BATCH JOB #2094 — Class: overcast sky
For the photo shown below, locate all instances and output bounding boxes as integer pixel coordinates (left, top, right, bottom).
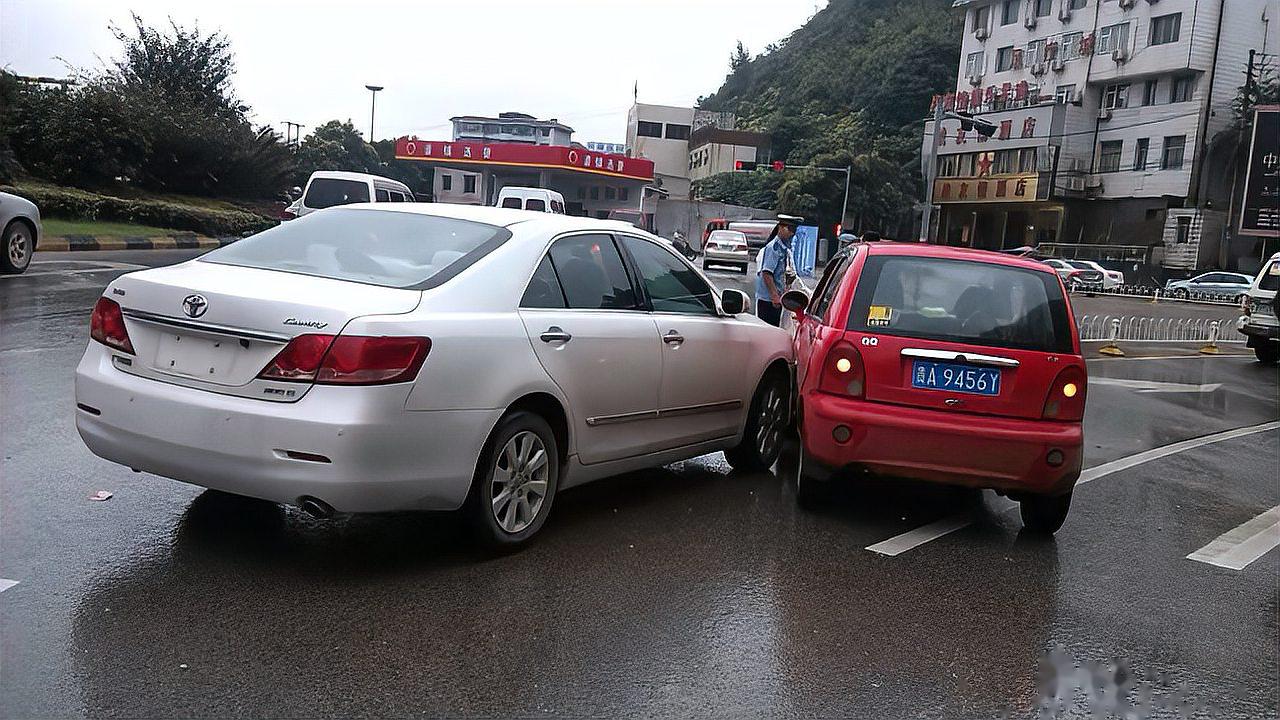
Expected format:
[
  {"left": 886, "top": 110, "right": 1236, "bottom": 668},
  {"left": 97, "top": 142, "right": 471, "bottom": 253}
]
[{"left": 1, "top": 0, "right": 826, "bottom": 143}]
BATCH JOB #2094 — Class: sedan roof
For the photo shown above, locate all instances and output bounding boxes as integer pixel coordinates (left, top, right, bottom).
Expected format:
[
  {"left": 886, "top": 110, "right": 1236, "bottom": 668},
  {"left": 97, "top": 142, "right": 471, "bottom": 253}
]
[{"left": 334, "top": 202, "right": 645, "bottom": 234}]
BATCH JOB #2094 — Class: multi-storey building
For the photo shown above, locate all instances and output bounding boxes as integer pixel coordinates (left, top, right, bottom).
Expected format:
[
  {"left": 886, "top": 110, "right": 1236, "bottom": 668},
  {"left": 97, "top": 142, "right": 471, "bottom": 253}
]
[
  {"left": 451, "top": 112, "right": 573, "bottom": 146},
  {"left": 925, "top": 0, "right": 1277, "bottom": 270}
]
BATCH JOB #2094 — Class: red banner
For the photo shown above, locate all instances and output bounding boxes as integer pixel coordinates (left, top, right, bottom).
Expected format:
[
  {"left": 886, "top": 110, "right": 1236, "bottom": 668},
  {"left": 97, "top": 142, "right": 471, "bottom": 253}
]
[{"left": 394, "top": 138, "right": 654, "bottom": 181}]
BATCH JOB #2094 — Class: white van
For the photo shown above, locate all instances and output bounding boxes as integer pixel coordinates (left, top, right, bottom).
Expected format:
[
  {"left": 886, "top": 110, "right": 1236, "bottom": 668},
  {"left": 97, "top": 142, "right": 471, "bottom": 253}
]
[
  {"left": 293, "top": 171, "right": 414, "bottom": 218},
  {"left": 495, "top": 186, "right": 565, "bottom": 214}
]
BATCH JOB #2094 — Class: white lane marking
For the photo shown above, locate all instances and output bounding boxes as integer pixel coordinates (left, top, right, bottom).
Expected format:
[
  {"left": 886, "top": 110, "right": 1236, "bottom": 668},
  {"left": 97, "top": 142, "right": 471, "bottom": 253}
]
[
  {"left": 0, "top": 579, "right": 18, "bottom": 593},
  {"left": 1088, "top": 377, "right": 1222, "bottom": 394},
  {"left": 0, "top": 260, "right": 145, "bottom": 280},
  {"left": 865, "top": 421, "right": 1280, "bottom": 557},
  {"left": 1187, "top": 506, "right": 1280, "bottom": 571}
]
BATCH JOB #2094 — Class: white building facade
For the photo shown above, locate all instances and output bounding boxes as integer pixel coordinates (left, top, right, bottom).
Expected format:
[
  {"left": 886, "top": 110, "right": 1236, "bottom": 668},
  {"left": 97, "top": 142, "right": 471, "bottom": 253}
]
[{"left": 926, "top": 0, "right": 1278, "bottom": 270}]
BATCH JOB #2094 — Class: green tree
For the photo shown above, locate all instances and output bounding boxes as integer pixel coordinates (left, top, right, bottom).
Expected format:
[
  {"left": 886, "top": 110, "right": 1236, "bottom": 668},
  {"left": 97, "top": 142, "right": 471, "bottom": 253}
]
[{"left": 108, "top": 13, "right": 241, "bottom": 118}]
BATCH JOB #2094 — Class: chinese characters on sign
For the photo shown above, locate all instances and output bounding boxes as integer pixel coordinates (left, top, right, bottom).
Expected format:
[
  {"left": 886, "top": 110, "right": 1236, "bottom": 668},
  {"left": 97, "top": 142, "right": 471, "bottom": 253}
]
[
  {"left": 933, "top": 175, "right": 1039, "bottom": 203},
  {"left": 1240, "top": 107, "right": 1279, "bottom": 237},
  {"left": 393, "top": 138, "right": 655, "bottom": 181}
]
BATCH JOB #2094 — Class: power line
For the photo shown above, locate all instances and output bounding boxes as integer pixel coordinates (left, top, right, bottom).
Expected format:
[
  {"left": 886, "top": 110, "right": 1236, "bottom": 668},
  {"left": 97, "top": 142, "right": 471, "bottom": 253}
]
[{"left": 922, "top": 106, "right": 1204, "bottom": 141}]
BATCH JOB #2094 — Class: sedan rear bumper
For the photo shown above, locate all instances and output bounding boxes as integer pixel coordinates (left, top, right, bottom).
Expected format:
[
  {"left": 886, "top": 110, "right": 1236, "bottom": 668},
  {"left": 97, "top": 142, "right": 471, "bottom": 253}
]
[
  {"left": 801, "top": 391, "right": 1082, "bottom": 496},
  {"left": 74, "top": 344, "right": 500, "bottom": 512},
  {"left": 704, "top": 249, "right": 749, "bottom": 266}
]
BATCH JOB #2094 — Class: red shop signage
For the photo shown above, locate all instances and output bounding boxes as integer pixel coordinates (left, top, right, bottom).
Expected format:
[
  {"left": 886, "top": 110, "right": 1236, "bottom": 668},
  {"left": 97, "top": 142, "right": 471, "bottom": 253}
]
[{"left": 394, "top": 138, "right": 654, "bottom": 181}]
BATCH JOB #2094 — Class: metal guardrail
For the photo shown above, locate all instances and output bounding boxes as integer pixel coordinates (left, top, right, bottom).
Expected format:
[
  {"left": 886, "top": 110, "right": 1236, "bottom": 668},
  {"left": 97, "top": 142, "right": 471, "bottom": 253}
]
[
  {"left": 1076, "top": 314, "right": 1246, "bottom": 344},
  {"left": 1068, "top": 283, "right": 1247, "bottom": 308}
]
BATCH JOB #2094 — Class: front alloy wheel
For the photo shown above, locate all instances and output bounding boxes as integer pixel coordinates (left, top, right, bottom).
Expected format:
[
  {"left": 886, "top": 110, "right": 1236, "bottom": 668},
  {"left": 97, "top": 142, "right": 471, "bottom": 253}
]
[
  {"left": 1, "top": 221, "right": 32, "bottom": 274},
  {"left": 725, "top": 372, "right": 790, "bottom": 471}
]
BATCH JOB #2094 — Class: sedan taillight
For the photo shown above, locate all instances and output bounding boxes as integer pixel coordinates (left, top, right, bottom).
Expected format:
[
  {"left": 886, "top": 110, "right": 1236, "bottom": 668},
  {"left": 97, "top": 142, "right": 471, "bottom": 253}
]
[
  {"left": 1043, "top": 366, "right": 1086, "bottom": 421},
  {"left": 257, "top": 334, "right": 431, "bottom": 385},
  {"left": 90, "top": 297, "right": 135, "bottom": 355},
  {"left": 817, "top": 341, "right": 865, "bottom": 398}
]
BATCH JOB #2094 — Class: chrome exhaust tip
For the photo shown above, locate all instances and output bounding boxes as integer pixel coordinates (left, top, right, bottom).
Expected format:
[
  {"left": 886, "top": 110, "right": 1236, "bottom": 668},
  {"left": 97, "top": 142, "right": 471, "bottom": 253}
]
[{"left": 298, "top": 496, "right": 335, "bottom": 519}]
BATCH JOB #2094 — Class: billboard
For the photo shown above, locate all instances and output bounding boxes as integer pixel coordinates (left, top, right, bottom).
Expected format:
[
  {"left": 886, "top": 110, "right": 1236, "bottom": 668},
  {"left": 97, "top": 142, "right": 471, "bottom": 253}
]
[
  {"left": 394, "top": 138, "right": 654, "bottom": 182},
  {"left": 1239, "top": 106, "right": 1279, "bottom": 238}
]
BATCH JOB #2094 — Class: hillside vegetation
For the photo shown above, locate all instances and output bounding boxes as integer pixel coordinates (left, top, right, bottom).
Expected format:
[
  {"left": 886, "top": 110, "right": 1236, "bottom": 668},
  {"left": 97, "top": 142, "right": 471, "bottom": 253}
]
[{"left": 695, "top": 0, "right": 960, "bottom": 237}]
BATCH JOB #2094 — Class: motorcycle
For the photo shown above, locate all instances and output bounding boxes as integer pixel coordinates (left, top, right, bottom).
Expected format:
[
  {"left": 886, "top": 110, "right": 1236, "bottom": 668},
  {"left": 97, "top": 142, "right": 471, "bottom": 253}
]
[{"left": 670, "top": 232, "right": 699, "bottom": 262}]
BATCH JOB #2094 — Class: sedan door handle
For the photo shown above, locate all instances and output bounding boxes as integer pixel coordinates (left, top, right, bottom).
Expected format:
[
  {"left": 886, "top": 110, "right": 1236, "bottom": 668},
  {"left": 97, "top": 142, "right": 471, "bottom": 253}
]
[
  {"left": 540, "top": 327, "right": 572, "bottom": 344},
  {"left": 663, "top": 330, "right": 685, "bottom": 344}
]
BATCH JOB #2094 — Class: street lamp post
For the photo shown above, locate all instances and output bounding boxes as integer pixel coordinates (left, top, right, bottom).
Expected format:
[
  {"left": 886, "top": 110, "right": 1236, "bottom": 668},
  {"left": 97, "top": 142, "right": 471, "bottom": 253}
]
[
  {"left": 920, "top": 105, "right": 997, "bottom": 242},
  {"left": 365, "top": 85, "right": 384, "bottom": 143}
]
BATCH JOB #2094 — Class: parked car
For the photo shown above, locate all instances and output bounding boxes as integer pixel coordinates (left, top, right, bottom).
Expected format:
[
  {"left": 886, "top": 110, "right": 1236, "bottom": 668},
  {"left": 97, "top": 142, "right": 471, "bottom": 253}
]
[
  {"left": 702, "top": 229, "right": 750, "bottom": 274},
  {"left": 0, "top": 191, "right": 41, "bottom": 275},
  {"left": 1041, "top": 258, "right": 1104, "bottom": 289},
  {"left": 74, "top": 204, "right": 793, "bottom": 547},
  {"left": 291, "top": 171, "right": 414, "bottom": 219},
  {"left": 1164, "top": 271, "right": 1253, "bottom": 302},
  {"left": 1065, "top": 260, "right": 1124, "bottom": 289},
  {"left": 784, "top": 243, "right": 1085, "bottom": 534},
  {"left": 495, "top": 187, "right": 566, "bottom": 214},
  {"left": 1238, "top": 252, "right": 1280, "bottom": 364}
]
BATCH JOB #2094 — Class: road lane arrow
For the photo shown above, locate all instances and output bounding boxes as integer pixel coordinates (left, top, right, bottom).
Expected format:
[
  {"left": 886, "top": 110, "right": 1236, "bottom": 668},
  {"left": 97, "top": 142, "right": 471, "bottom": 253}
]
[{"left": 1089, "top": 377, "right": 1223, "bottom": 394}]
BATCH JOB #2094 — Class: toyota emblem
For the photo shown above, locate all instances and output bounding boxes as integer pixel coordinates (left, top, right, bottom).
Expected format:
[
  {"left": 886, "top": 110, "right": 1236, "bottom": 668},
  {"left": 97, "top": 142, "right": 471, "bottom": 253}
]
[{"left": 181, "top": 294, "right": 208, "bottom": 319}]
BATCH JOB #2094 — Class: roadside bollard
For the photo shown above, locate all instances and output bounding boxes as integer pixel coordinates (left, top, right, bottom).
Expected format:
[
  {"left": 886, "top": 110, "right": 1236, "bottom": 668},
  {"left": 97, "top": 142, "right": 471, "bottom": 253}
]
[
  {"left": 1199, "top": 321, "right": 1221, "bottom": 355},
  {"left": 1150, "top": 287, "right": 1160, "bottom": 304},
  {"left": 1099, "top": 317, "right": 1125, "bottom": 357}
]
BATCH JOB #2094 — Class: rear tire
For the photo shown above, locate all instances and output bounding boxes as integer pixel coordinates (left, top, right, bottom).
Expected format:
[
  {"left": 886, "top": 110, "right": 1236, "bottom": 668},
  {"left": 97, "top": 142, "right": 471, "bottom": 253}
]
[
  {"left": 795, "top": 445, "right": 832, "bottom": 510},
  {"left": 467, "top": 411, "right": 559, "bottom": 550},
  {"left": 1, "top": 220, "right": 34, "bottom": 275},
  {"left": 1255, "top": 344, "right": 1279, "bottom": 364},
  {"left": 1019, "top": 491, "right": 1072, "bottom": 534},
  {"left": 702, "top": 259, "right": 710, "bottom": 270},
  {"left": 725, "top": 371, "right": 790, "bottom": 472},
  {"left": 739, "top": 263, "right": 749, "bottom": 274}
]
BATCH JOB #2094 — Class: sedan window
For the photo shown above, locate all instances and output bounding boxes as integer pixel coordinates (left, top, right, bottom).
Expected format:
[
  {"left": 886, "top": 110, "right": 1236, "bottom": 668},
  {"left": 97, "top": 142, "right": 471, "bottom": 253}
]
[
  {"left": 521, "top": 256, "right": 567, "bottom": 309},
  {"left": 619, "top": 235, "right": 717, "bottom": 316},
  {"left": 547, "top": 234, "right": 638, "bottom": 310}
]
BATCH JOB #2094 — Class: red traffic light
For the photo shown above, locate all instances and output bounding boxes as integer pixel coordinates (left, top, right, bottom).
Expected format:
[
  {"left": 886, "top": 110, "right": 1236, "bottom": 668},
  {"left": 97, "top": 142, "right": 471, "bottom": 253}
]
[
  {"left": 771, "top": 160, "right": 785, "bottom": 171},
  {"left": 735, "top": 160, "right": 758, "bottom": 171}
]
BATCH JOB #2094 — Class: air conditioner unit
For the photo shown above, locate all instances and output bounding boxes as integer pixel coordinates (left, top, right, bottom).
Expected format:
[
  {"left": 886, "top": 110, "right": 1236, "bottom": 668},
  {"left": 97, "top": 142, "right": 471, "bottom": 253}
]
[
  {"left": 1051, "top": 58, "right": 1066, "bottom": 72},
  {"left": 968, "top": 73, "right": 984, "bottom": 86},
  {"left": 974, "top": 26, "right": 989, "bottom": 40},
  {"left": 1070, "top": 89, "right": 1085, "bottom": 104},
  {"left": 1098, "top": 107, "right": 1114, "bottom": 120},
  {"left": 1112, "top": 47, "right": 1129, "bottom": 62},
  {"left": 1058, "top": 6, "right": 1072, "bottom": 22},
  {"left": 1065, "top": 175, "right": 1088, "bottom": 192},
  {"left": 1086, "top": 175, "right": 1105, "bottom": 194},
  {"left": 1025, "top": 14, "right": 1038, "bottom": 29},
  {"left": 1119, "top": 0, "right": 1136, "bottom": 8},
  {"left": 1030, "top": 61, "right": 1047, "bottom": 75}
]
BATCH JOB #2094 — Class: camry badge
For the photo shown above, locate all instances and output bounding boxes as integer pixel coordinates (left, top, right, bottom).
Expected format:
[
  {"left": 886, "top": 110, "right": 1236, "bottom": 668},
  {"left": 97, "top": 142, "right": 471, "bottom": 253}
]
[{"left": 182, "top": 294, "right": 209, "bottom": 319}]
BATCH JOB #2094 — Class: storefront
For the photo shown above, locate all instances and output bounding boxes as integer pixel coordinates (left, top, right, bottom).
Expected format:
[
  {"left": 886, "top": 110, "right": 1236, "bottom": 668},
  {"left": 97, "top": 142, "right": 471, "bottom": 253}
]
[
  {"left": 934, "top": 170, "right": 1063, "bottom": 250},
  {"left": 393, "top": 138, "right": 655, "bottom": 218}
]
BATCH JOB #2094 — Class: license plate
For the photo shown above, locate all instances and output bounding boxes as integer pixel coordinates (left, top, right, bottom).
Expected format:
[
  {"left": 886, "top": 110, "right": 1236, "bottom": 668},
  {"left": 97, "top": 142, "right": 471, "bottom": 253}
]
[
  {"left": 156, "top": 333, "right": 238, "bottom": 381},
  {"left": 911, "top": 360, "right": 1001, "bottom": 396}
]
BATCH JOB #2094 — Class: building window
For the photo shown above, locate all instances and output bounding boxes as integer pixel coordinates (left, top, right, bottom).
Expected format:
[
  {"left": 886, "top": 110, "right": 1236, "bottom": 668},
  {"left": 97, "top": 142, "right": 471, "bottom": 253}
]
[
  {"left": 972, "top": 5, "right": 989, "bottom": 31},
  {"left": 1099, "top": 141, "right": 1123, "bottom": 173},
  {"left": 1161, "top": 135, "right": 1186, "bottom": 169},
  {"left": 1035, "top": 0, "right": 1052, "bottom": 17},
  {"left": 1134, "top": 138, "right": 1150, "bottom": 171},
  {"left": 958, "top": 153, "right": 976, "bottom": 176},
  {"left": 1001, "top": 0, "right": 1018, "bottom": 25},
  {"left": 636, "top": 121, "right": 663, "bottom": 138},
  {"left": 1060, "top": 32, "right": 1084, "bottom": 60},
  {"left": 1143, "top": 79, "right": 1159, "bottom": 105},
  {"left": 1018, "top": 147, "right": 1038, "bottom": 173},
  {"left": 1169, "top": 75, "right": 1194, "bottom": 103},
  {"left": 1055, "top": 84, "right": 1076, "bottom": 104},
  {"left": 441, "top": 174, "right": 453, "bottom": 191},
  {"left": 463, "top": 175, "right": 476, "bottom": 194},
  {"left": 577, "top": 186, "right": 586, "bottom": 199},
  {"left": 1150, "top": 13, "right": 1181, "bottom": 46},
  {"left": 1068, "top": 0, "right": 1086, "bottom": 9},
  {"left": 939, "top": 155, "right": 959, "bottom": 177},
  {"left": 1096, "top": 22, "right": 1129, "bottom": 55},
  {"left": 1102, "top": 83, "right": 1129, "bottom": 110},
  {"left": 540, "top": 128, "right": 551, "bottom": 136},
  {"left": 996, "top": 46, "right": 1016, "bottom": 72},
  {"left": 965, "top": 51, "right": 985, "bottom": 77},
  {"left": 605, "top": 186, "right": 617, "bottom": 200},
  {"left": 664, "top": 123, "right": 691, "bottom": 140},
  {"left": 589, "top": 186, "right": 600, "bottom": 200},
  {"left": 1026, "top": 39, "right": 1047, "bottom": 66},
  {"left": 993, "top": 150, "right": 1016, "bottom": 175},
  {"left": 619, "top": 187, "right": 629, "bottom": 201}
]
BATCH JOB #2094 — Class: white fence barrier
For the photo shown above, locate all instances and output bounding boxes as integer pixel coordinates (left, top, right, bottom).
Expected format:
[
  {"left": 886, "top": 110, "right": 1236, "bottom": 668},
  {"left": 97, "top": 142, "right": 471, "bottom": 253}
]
[
  {"left": 1069, "top": 283, "right": 1247, "bottom": 307},
  {"left": 1076, "top": 314, "right": 1246, "bottom": 344}
]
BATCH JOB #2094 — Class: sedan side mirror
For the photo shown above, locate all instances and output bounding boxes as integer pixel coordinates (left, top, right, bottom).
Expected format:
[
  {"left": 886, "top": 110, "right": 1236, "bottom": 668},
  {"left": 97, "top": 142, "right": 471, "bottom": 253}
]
[
  {"left": 781, "top": 289, "right": 810, "bottom": 315},
  {"left": 721, "top": 288, "right": 749, "bottom": 315}
]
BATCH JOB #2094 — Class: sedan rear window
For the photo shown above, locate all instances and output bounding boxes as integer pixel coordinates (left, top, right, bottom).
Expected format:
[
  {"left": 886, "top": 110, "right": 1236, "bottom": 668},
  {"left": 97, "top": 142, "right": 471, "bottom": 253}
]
[
  {"left": 303, "top": 179, "right": 370, "bottom": 209},
  {"left": 848, "top": 255, "right": 1074, "bottom": 353},
  {"left": 1259, "top": 261, "right": 1280, "bottom": 291},
  {"left": 201, "top": 209, "right": 511, "bottom": 289}
]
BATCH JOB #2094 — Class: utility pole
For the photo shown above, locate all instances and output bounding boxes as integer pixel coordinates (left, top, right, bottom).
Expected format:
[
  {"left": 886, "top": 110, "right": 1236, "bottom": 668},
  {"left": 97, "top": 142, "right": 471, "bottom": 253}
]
[
  {"left": 365, "top": 85, "right": 384, "bottom": 143},
  {"left": 920, "top": 104, "right": 997, "bottom": 242}
]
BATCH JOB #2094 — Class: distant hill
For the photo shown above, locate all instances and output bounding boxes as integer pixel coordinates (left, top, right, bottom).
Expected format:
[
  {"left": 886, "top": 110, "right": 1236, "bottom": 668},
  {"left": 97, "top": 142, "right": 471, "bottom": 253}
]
[{"left": 694, "top": 0, "right": 960, "bottom": 235}]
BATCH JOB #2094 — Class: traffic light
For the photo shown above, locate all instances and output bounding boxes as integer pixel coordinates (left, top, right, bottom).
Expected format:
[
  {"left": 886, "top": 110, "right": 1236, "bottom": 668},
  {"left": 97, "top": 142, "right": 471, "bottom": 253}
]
[
  {"left": 954, "top": 111, "right": 998, "bottom": 138},
  {"left": 735, "top": 160, "right": 757, "bottom": 171},
  {"left": 771, "top": 160, "right": 785, "bottom": 171}
]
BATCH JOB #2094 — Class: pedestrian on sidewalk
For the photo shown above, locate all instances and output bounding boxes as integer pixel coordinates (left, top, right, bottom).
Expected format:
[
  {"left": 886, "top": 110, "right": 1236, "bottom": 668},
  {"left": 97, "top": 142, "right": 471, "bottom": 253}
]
[{"left": 754, "top": 214, "right": 802, "bottom": 327}]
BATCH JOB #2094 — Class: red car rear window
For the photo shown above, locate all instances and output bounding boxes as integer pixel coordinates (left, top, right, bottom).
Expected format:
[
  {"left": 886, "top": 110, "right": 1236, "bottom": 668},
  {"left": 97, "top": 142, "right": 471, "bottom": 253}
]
[{"left": 847, "top": 255, "right": 1074, "bottom": 353}]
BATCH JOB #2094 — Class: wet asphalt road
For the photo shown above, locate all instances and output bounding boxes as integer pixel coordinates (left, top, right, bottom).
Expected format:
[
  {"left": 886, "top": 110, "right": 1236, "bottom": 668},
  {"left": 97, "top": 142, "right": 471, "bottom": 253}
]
[{"left": 1, "top": 251, "right": 1278, "bottom": 719}]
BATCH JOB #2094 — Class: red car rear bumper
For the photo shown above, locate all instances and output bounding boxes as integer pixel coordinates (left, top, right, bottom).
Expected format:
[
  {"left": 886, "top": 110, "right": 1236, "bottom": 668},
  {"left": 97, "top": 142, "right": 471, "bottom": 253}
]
[{"left": 801, "top": 392, "right": 1082, "bottom": 496}]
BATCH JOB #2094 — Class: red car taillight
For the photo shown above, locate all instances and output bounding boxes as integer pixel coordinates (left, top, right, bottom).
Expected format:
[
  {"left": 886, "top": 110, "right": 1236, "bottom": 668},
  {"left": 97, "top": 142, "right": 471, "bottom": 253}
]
[
  {"left": 257, "top": 334, "right": 431, "bottom": 385},
  {"left": 1043, "top": 365, "right": 1086, "bottom": 421},
  {"left": 817, "top": 341, "right": 865, "bottom": 398},
  {"left": 89, "top": 297, "right": 135, "bottom": 355}
]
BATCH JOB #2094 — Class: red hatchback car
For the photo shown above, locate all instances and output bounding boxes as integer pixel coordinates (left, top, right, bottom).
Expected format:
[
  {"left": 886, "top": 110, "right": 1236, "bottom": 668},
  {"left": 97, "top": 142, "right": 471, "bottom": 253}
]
[{"left": 784, "top": 242, "right": 1086, "bottom": 533}]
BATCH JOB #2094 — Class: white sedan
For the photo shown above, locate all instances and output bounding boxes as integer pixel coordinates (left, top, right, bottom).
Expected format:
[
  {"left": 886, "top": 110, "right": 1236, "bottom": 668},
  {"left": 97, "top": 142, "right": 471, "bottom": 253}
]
[{"left": 74, "top": 204, "right": 794, "bottom": 547}]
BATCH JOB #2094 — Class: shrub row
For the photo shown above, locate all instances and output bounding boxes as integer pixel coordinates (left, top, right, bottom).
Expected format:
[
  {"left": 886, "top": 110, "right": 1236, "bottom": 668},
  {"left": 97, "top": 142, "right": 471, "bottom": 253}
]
[{"left": 1, "top": 183, "right": 275, "bottom": 237}]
